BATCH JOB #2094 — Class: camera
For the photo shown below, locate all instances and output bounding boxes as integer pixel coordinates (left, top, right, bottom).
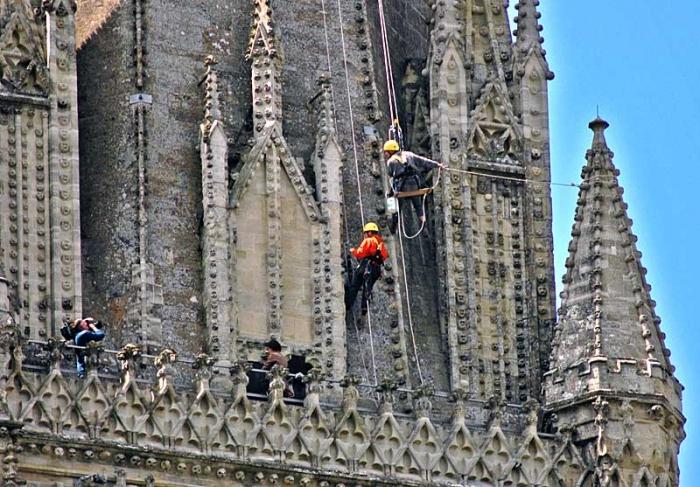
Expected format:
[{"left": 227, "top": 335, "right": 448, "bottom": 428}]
[{"left": 93, "top": 320, "right": 104, "bottom": 329}]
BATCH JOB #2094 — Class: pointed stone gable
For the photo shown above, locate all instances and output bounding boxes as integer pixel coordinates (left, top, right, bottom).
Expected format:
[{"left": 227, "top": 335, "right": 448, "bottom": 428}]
[
  {"left": 231, "top": 123, "right": 321, "bottom": 345},
  {"left": 0, "top": 0, "right": 49, "bottom": 93}
]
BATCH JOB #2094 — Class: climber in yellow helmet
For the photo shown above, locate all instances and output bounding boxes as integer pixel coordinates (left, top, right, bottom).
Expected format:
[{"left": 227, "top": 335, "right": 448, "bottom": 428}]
[
  {"left": 384, "top": 140, "right": 446, "bottom": 233},
  {"left": 345, "top": 222, "right": 389, "bottom": 318}
]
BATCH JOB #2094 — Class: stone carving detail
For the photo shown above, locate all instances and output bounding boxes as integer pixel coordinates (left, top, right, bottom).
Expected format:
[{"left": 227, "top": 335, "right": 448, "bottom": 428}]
[
  {"left": 467, "top": 81, "right": 522, "bottom": 164},
  {"left": 0, "top": 341, "right": 616, "bottom": 485},
  {"left": 401, "top": 60, "right": 430, "bottom": 155},
  {"left": 0, "top": 0, "right": 49, "bottom": 94}
]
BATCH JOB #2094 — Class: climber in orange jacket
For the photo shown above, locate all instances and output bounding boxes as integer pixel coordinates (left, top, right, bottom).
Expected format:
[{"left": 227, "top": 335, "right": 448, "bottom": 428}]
[{"left": 345, "top": 222, "right": 389, "bottom": 317}]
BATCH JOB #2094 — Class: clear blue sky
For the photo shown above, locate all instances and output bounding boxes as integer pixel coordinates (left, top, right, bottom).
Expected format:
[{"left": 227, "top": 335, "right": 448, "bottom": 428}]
[{"left": 510, "top": 1, "right": 699, "bottom": 481}]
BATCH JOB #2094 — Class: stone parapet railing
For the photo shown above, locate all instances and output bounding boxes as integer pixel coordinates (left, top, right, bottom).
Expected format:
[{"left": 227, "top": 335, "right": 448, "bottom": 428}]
[{"left": 0, "top": 336, "right": 599, "bottom": 486}]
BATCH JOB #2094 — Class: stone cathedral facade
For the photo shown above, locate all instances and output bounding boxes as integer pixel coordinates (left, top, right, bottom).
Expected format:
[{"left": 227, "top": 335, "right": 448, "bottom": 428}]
[{"left": 0, "top": 0, "right": 685, "bottom": 485}]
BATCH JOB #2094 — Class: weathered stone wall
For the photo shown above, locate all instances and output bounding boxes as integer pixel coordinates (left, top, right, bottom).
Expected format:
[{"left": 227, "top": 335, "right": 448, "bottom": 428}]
[
  {"left": 78, "top": 5, "right": 138, "bottom": 348},
  {"left": 78, "top": 0, "right": 254, "bottom": 352}
]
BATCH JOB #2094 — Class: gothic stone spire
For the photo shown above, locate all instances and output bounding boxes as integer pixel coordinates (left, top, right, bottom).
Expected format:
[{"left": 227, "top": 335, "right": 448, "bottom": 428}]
[
  {"left": 513, "top": 0, "right": 546, "bottom": 54},
  {"left": 546, "top": 117, "right": 682, "bottom": 413},
  {"left": 556, "top": 118, "right": 675, "bottom": 373},
  {"left": 246, "top": 0, "right": 282, "bottom": 133},
  {"left": 543, "top": 119, "right": 684, "bottom": 485}
]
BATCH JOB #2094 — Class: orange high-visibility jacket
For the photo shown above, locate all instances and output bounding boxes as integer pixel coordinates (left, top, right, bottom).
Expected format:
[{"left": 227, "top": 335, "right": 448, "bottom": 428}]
[{"left": 351, "top": 235, "right": 389, "bottom": 262}]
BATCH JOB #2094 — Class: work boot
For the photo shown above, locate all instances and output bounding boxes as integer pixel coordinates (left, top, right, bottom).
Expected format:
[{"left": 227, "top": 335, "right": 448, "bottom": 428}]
[{"left": 389, "top": 215, "right": 397, "bottom": 235}]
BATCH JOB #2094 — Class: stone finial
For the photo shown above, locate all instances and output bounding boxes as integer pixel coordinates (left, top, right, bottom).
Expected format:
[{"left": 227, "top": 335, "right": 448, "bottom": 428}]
[
  {"left": 43, "top": 338, "right": 65, "bottom": 371},
  {"left": 523, "top": 398, "right": 541, "bottom": 434},
  {"left": 193, "top": 352, "right": 216, "bottom": 385},
  {"left": 588, "top": 116, "right": 610, "bottom": 150},
  {"left": 202, "top": 55, "right": 221, "bottom": 130},
  {"left": 152, "top": 348, "right": 177, "bottom": 398},
  {"left": 486, "top": 395, "right": 506, "bottom": 428},
  {"left": 245, "top": 0, "right": 283, "bottom": 132},
  {"left": 376, "top": 378, "right": 398, "bottom": 414},
  {"left": 592, "top": 396, "right": 610, "bottom": 458},
  {"left": 0, "top": 427, "right": 23, "bottom": 487},
  {"left": 513, "top": 0, "right": 545, "bottom": 47},
  {"left": 229, "top": 360, "right": 251, "bottom": 398},
  {"left": 302, "top": 368, "right": 324, "bottom": 411},
  {"left": 313, "top": 72, "right": 337, "bottom": 159},
  {"left": 0, "top": 301, "right": 21, "bottom": 357},
  {"left": 449, "top": 387, "right": 469, "bottom": 424},
  {"left": 246, "top": 0, "right": 277, "bottom": 61}
]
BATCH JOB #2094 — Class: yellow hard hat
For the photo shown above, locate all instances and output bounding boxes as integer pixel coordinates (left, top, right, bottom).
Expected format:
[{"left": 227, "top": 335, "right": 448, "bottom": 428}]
[
  {"left": 383, "top": 140, "right": 400, "bottom": 152},
  {"left": 363, "top": 222, "right": 379, "bottom": 233}
]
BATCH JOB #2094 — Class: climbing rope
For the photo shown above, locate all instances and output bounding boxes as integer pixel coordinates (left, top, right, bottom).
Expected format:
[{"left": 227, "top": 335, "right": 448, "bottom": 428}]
[
  {"left": 334, "top": 0, "right": 378, "bottom": 387},
  {"left": 377, "top": 0, "right": 400, "bottom": 125},
  {"left": 319, "top": 0, "right": 371, "bottom": 384},
  {"left": 397, "top": 167, "right": 443, "bottom": 240},
  {"left": 374, "top": 0, "right": 428, "bottom": 385},
  {"left": 396, "top": 212, "right": 425, "bottom": 384}
]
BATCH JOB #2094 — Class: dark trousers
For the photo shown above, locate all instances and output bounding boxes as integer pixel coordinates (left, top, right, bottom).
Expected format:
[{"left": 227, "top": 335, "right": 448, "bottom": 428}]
[
  {"left": 75, "top": 329, "right": 105, "bottom": 376},
  {"left": 345, "top": 260, "right": 382, "bottom": 314}
]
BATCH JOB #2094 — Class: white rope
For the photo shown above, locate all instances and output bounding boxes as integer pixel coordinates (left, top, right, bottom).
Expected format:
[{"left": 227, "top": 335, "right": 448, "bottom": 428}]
[
  {"left": 400, "top": 194, "right": 427, "bottom": 240},
  {"left": 396, "top": 203, "right": 425, "bottom": 385},
  {"left": 376, "top": 0, "right": 396, "bottom": 122},
  {"left": 375, "top": 0, "right": 426, "bottom": 385},
  {"left": 398, "top": 166, "right": 443, "bottom": 240},
  {"left": 377, "top": 0, "right": 400, "bottom": 125},
  {"left": 335, "top": 0, "right": 365, "bottom": 226},
  {"left": 335, "top": 0, "right": 378, "bottom": 386}
]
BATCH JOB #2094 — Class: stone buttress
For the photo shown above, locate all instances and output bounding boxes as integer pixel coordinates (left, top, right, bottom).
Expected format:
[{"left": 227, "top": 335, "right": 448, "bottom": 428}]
[
  {"left": 421, "top": 0, "right": 556, "bottom": 405},
  {"left": 0, "top": 0, "right": 82, "bottom": 339}
]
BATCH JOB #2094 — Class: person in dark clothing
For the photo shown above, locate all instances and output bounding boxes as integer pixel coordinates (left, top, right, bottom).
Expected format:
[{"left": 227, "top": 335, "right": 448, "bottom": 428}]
[
  {"left": 384, "top": 139, "right": 445, "bottom": 232},
  {"left": 345, "top": 222, "right": 389, "bottom": 317},
  {"left": 70, "top": 317, "right": 106, "bottom": 377}
]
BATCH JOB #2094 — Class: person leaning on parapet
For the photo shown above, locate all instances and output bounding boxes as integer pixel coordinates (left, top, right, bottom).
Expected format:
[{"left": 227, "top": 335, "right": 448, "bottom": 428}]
[
  {"left": 262, "top": 339, "right": 288, "bottom": 370},
  {"left": 384, "top": 139, "right": 446, "bottom": 232},
  {"left": 69, "top": 317, "right": 106, "bottom": 378},
  {"left": 262, "top": 339, "right": 295, "bottom": 397}
]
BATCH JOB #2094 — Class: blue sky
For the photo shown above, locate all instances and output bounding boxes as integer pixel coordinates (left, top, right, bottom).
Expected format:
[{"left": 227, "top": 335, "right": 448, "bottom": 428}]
[{"left": 514, "top": 1, "right": 699, "bottom": 481}]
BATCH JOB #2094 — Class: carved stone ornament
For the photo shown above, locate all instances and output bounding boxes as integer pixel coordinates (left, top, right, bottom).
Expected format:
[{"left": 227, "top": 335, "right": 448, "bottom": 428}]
[{"left": 0, "top": 0, "right": 49, "bottom": 94}]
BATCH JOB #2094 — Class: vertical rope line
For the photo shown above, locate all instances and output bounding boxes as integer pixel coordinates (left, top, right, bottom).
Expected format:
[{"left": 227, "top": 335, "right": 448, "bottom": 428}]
[
  {"left": 397, "top": 204, "right": 425, "bottom": 385},
  {"left": 336, "top": 0, "right": 365, "bottom": 226},
  {"left": 320, "top": 0, "right": 370, "bottom": 383},
  {"left": 376, "top": 0, "right": 396, "bottom": 122},
  {"left": 335, "top": 0, "right": 380, "bottom": 383}
]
